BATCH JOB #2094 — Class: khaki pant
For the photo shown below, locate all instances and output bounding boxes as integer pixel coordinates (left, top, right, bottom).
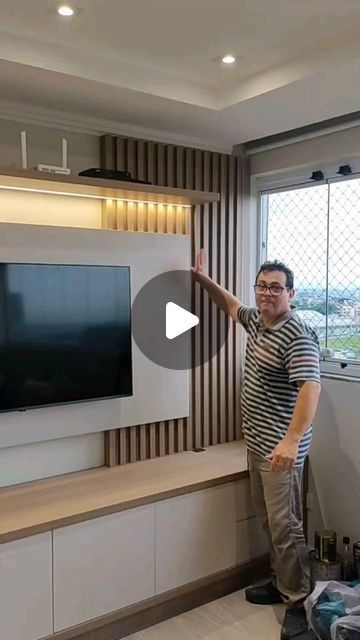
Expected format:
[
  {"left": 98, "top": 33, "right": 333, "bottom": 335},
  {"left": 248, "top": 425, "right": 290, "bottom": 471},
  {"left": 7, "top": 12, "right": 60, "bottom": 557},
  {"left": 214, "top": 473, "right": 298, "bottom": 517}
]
[{"left": 248, "top": 449, "right": 310, "bottom": 604}]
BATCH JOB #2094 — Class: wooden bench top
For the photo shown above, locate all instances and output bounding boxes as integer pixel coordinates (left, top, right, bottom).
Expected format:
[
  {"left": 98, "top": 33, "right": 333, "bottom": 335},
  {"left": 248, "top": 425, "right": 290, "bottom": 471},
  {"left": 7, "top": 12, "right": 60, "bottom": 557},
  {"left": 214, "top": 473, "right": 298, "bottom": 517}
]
[{"left": 0, "top": 441, "right": 248, "bottom": 544}]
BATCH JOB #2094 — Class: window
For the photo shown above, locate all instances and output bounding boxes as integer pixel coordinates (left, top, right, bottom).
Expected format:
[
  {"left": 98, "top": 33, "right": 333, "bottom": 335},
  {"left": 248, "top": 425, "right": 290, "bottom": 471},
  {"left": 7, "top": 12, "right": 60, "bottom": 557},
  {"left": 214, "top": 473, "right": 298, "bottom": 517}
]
[{"left": 260, "top": 175, "right": 360, "bottom": 376}]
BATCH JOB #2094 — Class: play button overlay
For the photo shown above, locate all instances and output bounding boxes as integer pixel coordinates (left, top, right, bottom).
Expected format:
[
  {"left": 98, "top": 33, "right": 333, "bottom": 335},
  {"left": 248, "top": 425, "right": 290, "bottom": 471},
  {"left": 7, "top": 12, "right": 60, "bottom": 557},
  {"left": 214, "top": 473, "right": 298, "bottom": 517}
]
[
  {"left": 131, "top": 270, "right": 230, "bottom": 370},
  {"left": 166, "top": 302, "right": 199, "bottom": 339}
]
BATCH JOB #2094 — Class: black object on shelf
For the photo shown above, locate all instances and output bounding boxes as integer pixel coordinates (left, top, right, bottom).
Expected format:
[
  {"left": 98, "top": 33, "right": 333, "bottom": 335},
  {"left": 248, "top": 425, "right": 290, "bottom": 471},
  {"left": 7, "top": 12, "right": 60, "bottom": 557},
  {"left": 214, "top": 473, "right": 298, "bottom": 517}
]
[
  {"left": 309, "top": 170, "right": 324, "bottom": 181},
  {"left": 337, "top": 164, "right": 352, "bottom": 176},
  {"left": 78, "top": 167, "right": 151, "bottom": 185}
]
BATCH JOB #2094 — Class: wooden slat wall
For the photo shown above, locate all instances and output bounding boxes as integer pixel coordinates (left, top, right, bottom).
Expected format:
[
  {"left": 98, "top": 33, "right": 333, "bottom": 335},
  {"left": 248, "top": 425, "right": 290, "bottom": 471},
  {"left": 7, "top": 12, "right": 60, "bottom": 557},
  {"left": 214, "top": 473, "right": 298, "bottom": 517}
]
[{"left": 100, "top": 135, "right": 248, "bottom": 466}]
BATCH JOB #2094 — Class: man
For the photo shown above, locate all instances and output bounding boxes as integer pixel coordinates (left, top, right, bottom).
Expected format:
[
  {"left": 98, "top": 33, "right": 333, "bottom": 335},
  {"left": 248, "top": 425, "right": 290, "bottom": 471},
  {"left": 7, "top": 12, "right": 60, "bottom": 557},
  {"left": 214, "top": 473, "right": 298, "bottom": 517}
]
[{"left": 192, "top": 250, "right": 321, "bottom": 639}]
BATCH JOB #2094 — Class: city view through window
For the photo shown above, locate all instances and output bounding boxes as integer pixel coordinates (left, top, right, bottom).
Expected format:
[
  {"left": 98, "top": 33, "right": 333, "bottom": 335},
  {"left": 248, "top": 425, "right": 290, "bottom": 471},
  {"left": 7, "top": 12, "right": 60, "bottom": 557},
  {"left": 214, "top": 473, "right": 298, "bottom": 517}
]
[{"left": 262, "top": 178, "right": 360, "bottom": 361}]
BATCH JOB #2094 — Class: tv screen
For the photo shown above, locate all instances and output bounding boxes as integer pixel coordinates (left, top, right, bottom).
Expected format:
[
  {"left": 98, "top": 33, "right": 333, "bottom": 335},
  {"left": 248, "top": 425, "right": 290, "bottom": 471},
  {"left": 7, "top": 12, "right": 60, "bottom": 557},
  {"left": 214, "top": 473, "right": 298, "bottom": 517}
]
[{"left": 0, "top": 263, "right": 132, "bottom": 412}]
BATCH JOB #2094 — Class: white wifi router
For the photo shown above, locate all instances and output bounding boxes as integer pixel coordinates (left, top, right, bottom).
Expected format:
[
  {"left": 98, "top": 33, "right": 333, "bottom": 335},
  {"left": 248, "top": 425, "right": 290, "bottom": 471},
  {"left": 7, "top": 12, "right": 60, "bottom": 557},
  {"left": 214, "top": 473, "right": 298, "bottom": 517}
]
[{"left": 20, "top": 131, "right": 71, "bottom": 175}]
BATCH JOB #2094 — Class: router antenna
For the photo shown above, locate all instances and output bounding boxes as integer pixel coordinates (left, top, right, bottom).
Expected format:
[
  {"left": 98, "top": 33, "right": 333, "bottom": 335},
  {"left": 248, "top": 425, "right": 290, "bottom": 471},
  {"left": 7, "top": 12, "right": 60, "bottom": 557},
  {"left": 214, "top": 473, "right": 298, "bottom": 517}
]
[
  {"left": 21, "top": 131, "right": 28, "bottom": 170},
  {"left": 62, "top": 138, "right": 68, "bottom": 169},
  {"left": 36, "top": 136, "right": 70, "bottom": 175}
]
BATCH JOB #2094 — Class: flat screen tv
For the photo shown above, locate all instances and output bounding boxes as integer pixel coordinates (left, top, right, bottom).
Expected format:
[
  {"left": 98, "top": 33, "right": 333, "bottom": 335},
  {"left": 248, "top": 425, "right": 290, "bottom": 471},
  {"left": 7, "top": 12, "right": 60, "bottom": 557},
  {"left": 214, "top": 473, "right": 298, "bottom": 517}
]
[{"left": 0, "top": 263, "right": 132, "bottom": 413}]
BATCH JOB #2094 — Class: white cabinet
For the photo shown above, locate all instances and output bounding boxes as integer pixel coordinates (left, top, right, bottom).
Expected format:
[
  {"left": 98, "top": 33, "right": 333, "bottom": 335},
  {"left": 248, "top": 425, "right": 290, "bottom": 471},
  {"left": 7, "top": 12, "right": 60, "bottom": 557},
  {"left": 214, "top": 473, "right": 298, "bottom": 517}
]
[
  {"left": 53, "top": 504, "right": 155, "bottom": 631},
  {"left": 236, "top": 518, "right": 269, "bottom": 565},
  {"left": 0, "top": 477, "right": 269, "bottom": 638},
  {"left": 235, "top": 478, "right": 270, "bottom": 565},
  {"left": 0, "top": 533, "right": 52, "bottom": 640},
  {"left": 236, "top": 477, "right": 255, "bottom": 520},
  {"left": 155, "top": 483, "right": 237, "bottom": 593}
]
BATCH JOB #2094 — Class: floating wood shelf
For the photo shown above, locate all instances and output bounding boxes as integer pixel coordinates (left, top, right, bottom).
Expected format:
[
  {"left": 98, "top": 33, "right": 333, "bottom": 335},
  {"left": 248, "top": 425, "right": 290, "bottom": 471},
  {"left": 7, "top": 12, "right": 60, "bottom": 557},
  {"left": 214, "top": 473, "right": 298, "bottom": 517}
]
[{"left": 0, "top": 168, "right": 220, "bottom": 206}]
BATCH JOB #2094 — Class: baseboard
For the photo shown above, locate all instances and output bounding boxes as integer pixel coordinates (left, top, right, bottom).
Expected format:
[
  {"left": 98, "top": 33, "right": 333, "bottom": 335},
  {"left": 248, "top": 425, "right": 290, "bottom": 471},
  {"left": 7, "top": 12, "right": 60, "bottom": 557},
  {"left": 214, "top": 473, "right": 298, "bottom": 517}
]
[{"left": 46, "top": 555, "right": 269, "bottom": 640}]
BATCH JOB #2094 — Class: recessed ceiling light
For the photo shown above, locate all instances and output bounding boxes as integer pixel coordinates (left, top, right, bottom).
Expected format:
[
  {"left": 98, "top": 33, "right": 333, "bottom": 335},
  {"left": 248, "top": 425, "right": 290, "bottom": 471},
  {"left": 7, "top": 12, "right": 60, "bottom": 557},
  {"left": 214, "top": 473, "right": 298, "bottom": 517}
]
[
  {"left": 57, "top": 5, "right": 75, "bottom": 17},
  {"left": 222, "top": 54, "right": 236, "bottom": 64}
]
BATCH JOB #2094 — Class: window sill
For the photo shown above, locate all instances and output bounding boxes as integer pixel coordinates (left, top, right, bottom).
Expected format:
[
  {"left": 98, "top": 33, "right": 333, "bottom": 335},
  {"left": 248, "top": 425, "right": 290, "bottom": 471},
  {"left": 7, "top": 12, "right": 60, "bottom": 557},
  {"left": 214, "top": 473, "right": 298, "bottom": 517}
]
[{"left": 321, "top": 359, "right": 360, "bottom": 381}]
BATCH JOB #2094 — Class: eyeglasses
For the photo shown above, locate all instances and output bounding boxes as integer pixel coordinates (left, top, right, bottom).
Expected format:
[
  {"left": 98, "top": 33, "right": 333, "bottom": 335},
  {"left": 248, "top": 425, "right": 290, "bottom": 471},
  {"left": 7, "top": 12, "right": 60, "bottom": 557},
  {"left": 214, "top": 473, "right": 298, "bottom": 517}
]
[{"left": 253, "top": 284, "right": 290, "bottom": 296}]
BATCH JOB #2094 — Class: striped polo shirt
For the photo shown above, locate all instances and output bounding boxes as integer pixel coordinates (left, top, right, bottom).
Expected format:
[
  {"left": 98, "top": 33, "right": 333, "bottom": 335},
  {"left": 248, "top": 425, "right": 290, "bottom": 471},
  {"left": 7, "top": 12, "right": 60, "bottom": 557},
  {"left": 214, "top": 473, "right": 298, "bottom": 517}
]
[{"left": 237, "top": 306, "right": 320, "bottom": 467}]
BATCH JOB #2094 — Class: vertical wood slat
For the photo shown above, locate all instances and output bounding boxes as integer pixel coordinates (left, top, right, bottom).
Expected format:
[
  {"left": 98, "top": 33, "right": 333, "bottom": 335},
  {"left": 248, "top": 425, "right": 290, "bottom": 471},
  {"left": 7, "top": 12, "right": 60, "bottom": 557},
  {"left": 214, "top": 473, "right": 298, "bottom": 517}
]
[
  {"left": 104, "top": 430, "right": 119, "bottom": 467},
  {"left": 168, "top": 420, "right": 175, "bottom": 455},
  {"left": 101, "top": 135, "right": 245, "bottom": 466},
  {"left": 149, "top": 424, "right": 157, "bottom": 459},
  {"left": 219, "top": 154, "right": 227, "bottom": 444},
  {"left": 176, "top": 417, "right": 184, "bottom": 454},
  {"left": 202, "top": 151, "right": 210, "bottom": 448},
  {"left": 192, "top": 149, "right": 201, "bottom": 450},
  {"left": 100, "top": 135, "right": 115, "bottom": 171},
  {"left": 158, "top": 421, "right": 166, "bottom": 457},
  {"left": 211, "top": 153, "right": 220, "bottom": 445},
  {"left": 227, "top": 156, "right": 236, "bottom": 442},
  {"left": 195, "top": 150, "right": 205, "bottom": 450},
  {"left": 235, "top": 154, "right": 250, "bottom": 440},
  {"left": 119, "top": 428, "right": 128, "bottom": 465},
  {"left": 129, "top": 426, "right": 138, "bottom": 463}
]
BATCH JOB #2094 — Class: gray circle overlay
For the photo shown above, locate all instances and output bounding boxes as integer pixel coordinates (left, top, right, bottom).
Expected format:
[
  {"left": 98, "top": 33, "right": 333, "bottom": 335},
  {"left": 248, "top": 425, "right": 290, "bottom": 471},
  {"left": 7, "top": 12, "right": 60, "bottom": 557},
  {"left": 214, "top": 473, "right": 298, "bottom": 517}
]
[{"left": 131, "top": 270, "right": 230, "bottom": 370}]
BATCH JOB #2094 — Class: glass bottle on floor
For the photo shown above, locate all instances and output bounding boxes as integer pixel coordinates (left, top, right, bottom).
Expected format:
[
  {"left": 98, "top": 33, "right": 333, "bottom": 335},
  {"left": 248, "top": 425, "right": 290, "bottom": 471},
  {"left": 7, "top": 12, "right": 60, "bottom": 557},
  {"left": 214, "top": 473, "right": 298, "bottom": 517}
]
[{"left": 342, "top": 536, "right": 354, "bottom": 581}]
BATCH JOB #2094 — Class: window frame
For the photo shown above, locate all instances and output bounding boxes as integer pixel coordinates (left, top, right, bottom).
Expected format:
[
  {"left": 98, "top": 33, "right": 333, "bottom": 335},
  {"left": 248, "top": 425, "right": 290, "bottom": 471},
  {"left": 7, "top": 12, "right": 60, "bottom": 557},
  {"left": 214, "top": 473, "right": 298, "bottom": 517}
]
[{"left": 257, "top": 173, "right": 360, "bottom": 380}]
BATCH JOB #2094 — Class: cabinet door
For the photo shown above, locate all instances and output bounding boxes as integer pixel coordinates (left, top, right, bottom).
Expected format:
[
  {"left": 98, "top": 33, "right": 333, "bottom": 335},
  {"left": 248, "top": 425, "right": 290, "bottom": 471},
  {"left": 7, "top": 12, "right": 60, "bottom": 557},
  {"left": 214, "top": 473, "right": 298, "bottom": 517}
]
[
  {"left": 236, "top": 478, "right": 256, "bottom": 521},
  {"left": 53, "top": 505, "right": 155, "bottom": 631},
  {"left": 0, "top": 533, "right": 52, "bottom": 640},
  {"left": 155, "top": 483, "right": 237, "bottom": 593},
  {"left": 236, "top": 517, "right": 270, "bottom": 565}
]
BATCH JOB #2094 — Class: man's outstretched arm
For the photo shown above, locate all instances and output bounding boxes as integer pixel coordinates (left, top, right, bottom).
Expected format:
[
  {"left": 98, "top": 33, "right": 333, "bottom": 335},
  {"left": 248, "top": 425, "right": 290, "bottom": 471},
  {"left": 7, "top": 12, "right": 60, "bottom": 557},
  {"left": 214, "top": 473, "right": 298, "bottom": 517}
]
[{"left": 191, "top": 249, "right": 242, "bottom": 322}]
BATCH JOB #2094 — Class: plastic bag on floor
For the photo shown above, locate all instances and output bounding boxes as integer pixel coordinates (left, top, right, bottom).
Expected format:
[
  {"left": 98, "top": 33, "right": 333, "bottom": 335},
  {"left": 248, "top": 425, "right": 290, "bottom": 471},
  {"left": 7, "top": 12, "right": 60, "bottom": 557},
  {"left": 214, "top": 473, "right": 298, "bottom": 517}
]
[
  {"left": 331, "top": 615, "right": 360, "bottom": 639},
  {"left": 304, "top": 580, "right": 360, "bottom": 640}
]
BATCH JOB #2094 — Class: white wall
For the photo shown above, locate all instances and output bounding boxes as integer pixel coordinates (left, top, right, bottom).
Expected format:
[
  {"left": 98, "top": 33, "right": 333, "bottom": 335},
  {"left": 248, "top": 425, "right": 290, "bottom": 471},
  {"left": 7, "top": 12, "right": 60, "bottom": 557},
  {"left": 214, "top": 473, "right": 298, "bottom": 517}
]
[
  {"left": 0, "top": 119, "right": 99, "bottom": 176},
  {"left": 309, "top": 378, "right": 360, "bottom": 546},
  {"left": 250, "top": 125, "right": 360, "bottom": 178},
  {"left": 0, "top": 119, "right": 104, "bottom": 485}
]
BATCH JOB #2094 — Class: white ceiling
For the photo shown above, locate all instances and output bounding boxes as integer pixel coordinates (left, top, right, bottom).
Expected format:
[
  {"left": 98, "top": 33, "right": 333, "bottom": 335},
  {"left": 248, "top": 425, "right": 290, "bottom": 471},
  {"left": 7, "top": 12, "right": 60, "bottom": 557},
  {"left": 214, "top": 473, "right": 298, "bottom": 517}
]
[{"left": 1, "top": 0, "right": 360, "bottom": 150}]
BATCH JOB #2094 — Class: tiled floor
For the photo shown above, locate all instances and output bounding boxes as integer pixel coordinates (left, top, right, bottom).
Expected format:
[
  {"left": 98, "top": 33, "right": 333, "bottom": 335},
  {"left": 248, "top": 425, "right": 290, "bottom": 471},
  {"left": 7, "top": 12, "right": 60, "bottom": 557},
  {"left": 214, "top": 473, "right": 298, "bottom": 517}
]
[{"left": 126, "top": 589, "right": 285, "bottom": 639}]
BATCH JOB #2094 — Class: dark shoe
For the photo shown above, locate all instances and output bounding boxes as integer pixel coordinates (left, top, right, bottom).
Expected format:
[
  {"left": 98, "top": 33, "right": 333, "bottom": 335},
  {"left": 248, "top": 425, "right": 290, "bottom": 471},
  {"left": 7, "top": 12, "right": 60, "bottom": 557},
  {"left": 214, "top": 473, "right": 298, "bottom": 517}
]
[
  {"left": 281, "top": 606, "right": 311, "bottom": 639},
  {"left": 245, "top": 581, "right": 284, "bottom": 605}
]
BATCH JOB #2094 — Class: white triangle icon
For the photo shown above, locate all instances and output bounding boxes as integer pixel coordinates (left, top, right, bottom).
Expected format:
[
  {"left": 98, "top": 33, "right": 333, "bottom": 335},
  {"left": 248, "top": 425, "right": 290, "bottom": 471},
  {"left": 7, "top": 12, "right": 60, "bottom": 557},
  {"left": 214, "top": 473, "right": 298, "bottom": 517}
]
[{"left": 166, "top": 302, "right": 199, "bottom": 340}]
